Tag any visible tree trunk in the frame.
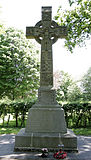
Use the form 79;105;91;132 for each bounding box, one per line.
7;115;10;127
76;113;83;127
21;112;25;127
15;112;18;127
2;115;5;126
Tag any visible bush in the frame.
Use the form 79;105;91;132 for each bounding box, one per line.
0;98;36;127
0;98;90;128
61;101;91;128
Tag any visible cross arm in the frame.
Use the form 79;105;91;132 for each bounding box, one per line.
26;27;42;39
52;26;68;39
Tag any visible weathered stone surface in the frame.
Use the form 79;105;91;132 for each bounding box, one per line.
25;105;67;133
15;128;77;151
26;7;67;88
15;6;77;151
38;87;57;105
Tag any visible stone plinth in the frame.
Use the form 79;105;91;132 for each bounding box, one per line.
25;106;66;134
15;128;77;151
15;88;77;151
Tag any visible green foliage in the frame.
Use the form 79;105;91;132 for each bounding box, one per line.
0;97;11;119
56;71;81;102
0;27;39;99
56;71;73;101
0;126;20;134
67;82;82;101
61;101;91;128
72;127;91;136
68;0;83;6
0;98;90;129
0;97;36;127
81;67;91;101
0;25;5;34
55;0;91;52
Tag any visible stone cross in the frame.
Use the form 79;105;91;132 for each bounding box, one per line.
26;6;67;88
15;7;77;151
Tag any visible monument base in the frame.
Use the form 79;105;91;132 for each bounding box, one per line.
15;103;77;151
15;128;77;151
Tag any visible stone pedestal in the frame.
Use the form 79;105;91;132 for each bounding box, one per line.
15;88;77;151
15;129;77;151
25;105;66;134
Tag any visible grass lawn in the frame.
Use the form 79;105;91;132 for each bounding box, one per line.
0;127;20;134
0;120;25;134
0;120;91;135
72;128;91;136
0;127;91;135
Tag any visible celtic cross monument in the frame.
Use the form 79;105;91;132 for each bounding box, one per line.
15;7;77;151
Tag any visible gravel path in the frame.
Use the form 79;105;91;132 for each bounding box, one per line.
0;134;91;160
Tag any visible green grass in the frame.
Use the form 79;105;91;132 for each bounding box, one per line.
0;127;20;134
72;128;91;136
0;120;25;134
0;127;91;135
0;120;91;135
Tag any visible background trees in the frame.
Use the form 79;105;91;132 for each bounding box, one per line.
55;0;91;52
81;67;91;101
54;69;91;128
55;68;91;103
0;26;40;126
55;71;82;102
0;27;39;100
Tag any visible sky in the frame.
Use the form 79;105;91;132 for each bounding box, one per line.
0;0;91;80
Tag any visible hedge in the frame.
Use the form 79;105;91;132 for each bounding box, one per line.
62;101;91;128
0;99;91;128
0;98;36;127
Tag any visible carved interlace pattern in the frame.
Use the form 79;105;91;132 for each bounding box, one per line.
26;7;67;87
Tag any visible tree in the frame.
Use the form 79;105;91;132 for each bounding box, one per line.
56;71;81;102
0;25;5;34
67;82;82;101
56;71;73;101
81;67;91;101
0;27;39;100
54;0;91;52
